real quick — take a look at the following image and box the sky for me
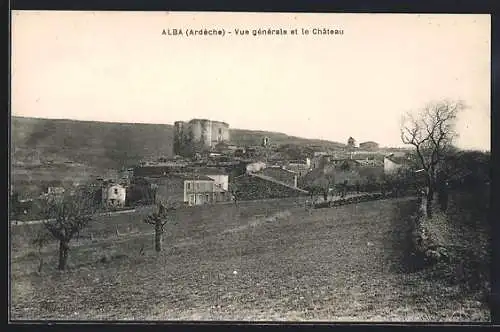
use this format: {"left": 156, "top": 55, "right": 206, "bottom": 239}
{"left": 11, "top": 11, "right": 491, "bottom": 151}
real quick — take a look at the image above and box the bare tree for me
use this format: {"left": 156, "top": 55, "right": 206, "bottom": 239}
{"left": 144, "top": 201, "right": 176, "bottom": 252}
{"left": 31, "top": 229, "right": 51, "bottom": 273}
{"left": 40, "top": 187, "right": 98, "bottom": 270}
{"left": 229, "top": 182, "right": 239, "bottom": 206}
{"left": 401, "top": 100, "right": 464, "bottom": 218}
{"left": 313, "top": 170, "right": 336, "bottom": 202}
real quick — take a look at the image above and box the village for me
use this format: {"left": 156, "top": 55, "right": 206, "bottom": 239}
{"left": 10, "top": 11, "right": 493, "bottom": 322}
{"left": 10, "top": 118, "right": 415, "bottom": 220}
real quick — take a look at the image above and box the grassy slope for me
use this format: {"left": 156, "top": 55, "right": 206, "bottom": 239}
{"left": 10, "top": 198, "right": 489, "bottom": 321}
{"left": 422, "top": 188, "right": 491, "bottom": 307}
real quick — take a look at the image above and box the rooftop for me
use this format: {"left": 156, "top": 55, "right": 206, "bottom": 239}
{"left": 187, "top": 118, "right": 229, "bottom": 126}
{"left": 148, "top": 173, "right": 214, "bottom": 181}
{"left": 385, "top": 154, "right": 413, "bottom": 165}
{"left": 264, "top": 166, "right": 298, "bottom": 174}
{"left": 187, "top": 167, "right": 229, "bottom": 176}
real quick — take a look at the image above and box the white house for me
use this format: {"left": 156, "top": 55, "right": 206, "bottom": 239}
{"left": 246, "top": 161, "right": 267, "bottom": 173}
{"left": 47, "top": 186, "right": 65, "bottom": 195}
{"left": 205, "top": 174, "right": 229, "bottom": 191}
{"left": 384, "top": 154, "right": 412, "bottom": 175}
{"left": 102, "top": 183, "right": 126, "bottom": 208}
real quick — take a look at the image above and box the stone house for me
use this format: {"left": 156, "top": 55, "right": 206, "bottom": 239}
{"left": 283, "top": 159, "right": 311, "bottom": 177}
{"left": 46, "top": 186, "right": 65, "bottom": 195}
{"left": 246, "top": 161, "right": 267, "bottom": 173}
{"left": 102, "top": 183, "right": 127, "bottom": 208}
{"left": 347, "top": 137, "right": 356, "bottom": 149}
{"left": 191, "top": 167, "right": 230, "bottom": 202}
{"left": 384, "top": 154, "right": 413, "bottom": 176}
{"left": 147, "top": 173, "right": 223, "bottom": 206}
{"left": 301, "top": 156, "right": 385, "bottom": 189}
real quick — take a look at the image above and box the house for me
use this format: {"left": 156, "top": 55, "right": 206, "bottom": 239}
{"left": 147, "top": 173, "right": 223, "bottom": 206}
{"left": 283, "top": 158, "right": 311, "bottom": 177}
{"left": 354, "top": 159, "right": 384, "bottom": 167}
{"left": 311, "top": 155, "right": 331, "bottom": 169}
{"left": 46, "top": 186, "right": 65, "bottom": 195}
{"left": 126, "top": 177, "right": 157, "bottom": 205}
{"left": 181, "top": 174, "right": 218, "bottom": 205}
{"left": 190, "top": 167, "right": 230, "bottom": 202}
{"left": 384, "top": 154, "right": 413, "bottom": 175}
{"left": 118, "top": 168, "right": 134, "bottom": 185}
{"left": 133, "top": 162, "right": 189, "bottom": 177}
{"left": 206, "top": 156, "right": 241, "bottom": 167}
{"left": 256, "top": 166, "right": 298, "bottom": 188}
{"left": 246, "top": 161, "right": 267, "bottom": 173}
{"left": 284, "top": 164, "right": 311, "bottom": 177}
{"left": 262, "top": 136, "right": 270, "bottom": 147}
{"left": 301, "top": 155, "right": 385, "bottom": 189}
{"left": 102, "top": 183, "right": 127, "bottom": 208}
{"left": 313, "top": 151, "right": 330, "bottom": 157}
{"left": 347, "top": 137, "right": 356, "bottom": 149}
{"left": 214, "top": 142, "right": 239, "bottom": 154}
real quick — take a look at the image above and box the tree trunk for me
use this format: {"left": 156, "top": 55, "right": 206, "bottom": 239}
{"left": 37, "top": 246, "right": 44, "bottom": 273}
{"left": 58, "top": 240, "right": 70, "bottom": 270}
{"left": 155, "top": 221, "right": 163, "bottom": 252}
{"left": 38, "top": 257, "right": 44, "bottom": 273}
{"left": 426, "top": 186, "right": 434, "bottom": 218}
{"left": 323, "top": 191, "right": 328, "bottom": 201}
{"left": 438, "top": 187, "right": 448, "bottom": 212}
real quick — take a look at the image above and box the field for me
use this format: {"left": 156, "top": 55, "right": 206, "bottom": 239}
{"left": 10, "top": 197, "right": 490, "bottom": 321}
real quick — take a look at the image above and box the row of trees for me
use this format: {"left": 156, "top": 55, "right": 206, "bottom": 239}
{"left": 32, "top": 183, "right": 175, "bottom": 271}
{"left": 299, "top": 99, "right": 488, "bottom": 218}
{"left": 303, "top": 172, "right": 419, "bottom": 203}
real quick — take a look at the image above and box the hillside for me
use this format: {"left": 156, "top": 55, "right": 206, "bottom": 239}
{"left": 11, "top": 116, "right": 345, "bottom": 170}
{"left": 231, "top": 129, "right": 345, "bottom": 151}
{"left": 11, "top": 117, "right": 175, "bottom": 170}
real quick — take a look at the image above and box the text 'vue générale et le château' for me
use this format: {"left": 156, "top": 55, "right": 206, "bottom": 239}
{"left": 161, "top": 28, "right": 344, "bottom": 37}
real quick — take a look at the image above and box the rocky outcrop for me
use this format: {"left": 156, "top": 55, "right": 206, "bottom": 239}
{"left": 411, "top": 195, "right": 450, "bottom": 265}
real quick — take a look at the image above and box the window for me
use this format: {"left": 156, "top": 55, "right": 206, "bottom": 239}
{"left": 187, "top": 182, "right": 191, "bottom": 190}
{"left": 218, "top": 128, "right": 222, "bottom": 135}
{"left": 114, "top": 188, "right": 118, "bottom": 195}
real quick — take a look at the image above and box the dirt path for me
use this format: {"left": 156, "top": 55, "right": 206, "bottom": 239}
{"left": 10, "top": 208, "right": 139, "bottom": 226}
{"left": 10, "top": 197, "right": 489, "bottom": 321}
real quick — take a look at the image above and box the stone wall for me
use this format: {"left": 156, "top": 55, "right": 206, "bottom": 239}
{"left": 411, "top": 193, "right": 449, "bottom": 266}
{"left": 233, "top": 174, "right": 308, "bottom": 201}
{"left": 148, "top": 177, "right": 185, "bottom": 205}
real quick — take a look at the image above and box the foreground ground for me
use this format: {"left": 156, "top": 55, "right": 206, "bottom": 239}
{"left": 10, "top": 196, "right": 490, "bottom": 321}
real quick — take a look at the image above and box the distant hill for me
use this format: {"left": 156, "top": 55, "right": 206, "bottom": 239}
{"left": 231, "top": 129, "right": 346, "bottom": 151}
{"left": 11, "top": 116, "right": 346, "bottom": 170}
